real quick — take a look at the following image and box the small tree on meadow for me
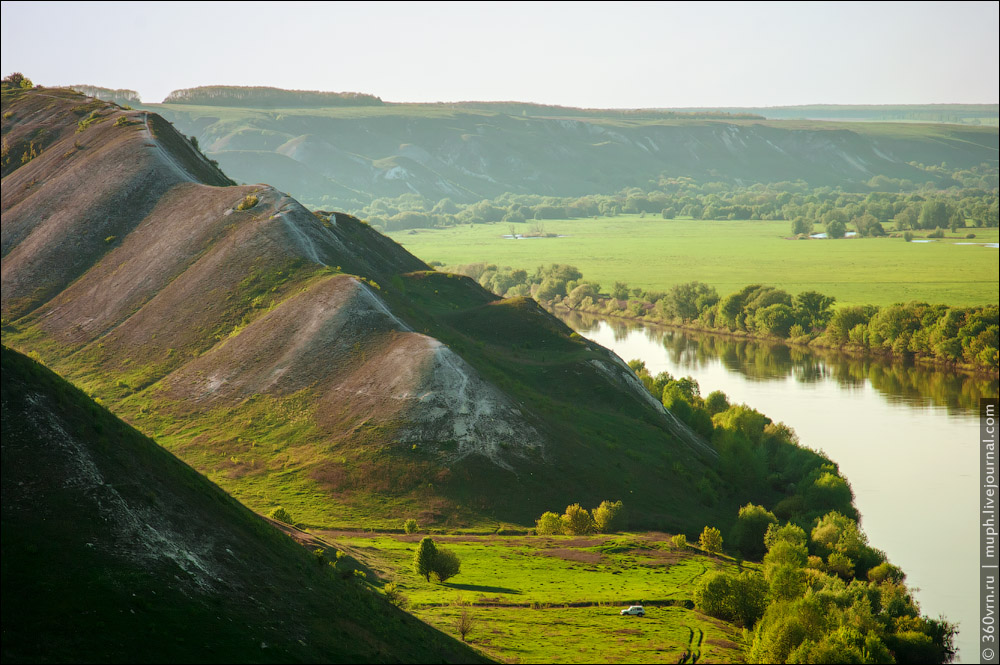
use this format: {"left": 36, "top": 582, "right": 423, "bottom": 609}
{"left": 561, "top": 503, "right": 595, "bottom": 535}
{"left": 535, "top": 511, "right": 562, "bottom": 535}
{"left": 433, "top": 548, "right": 461, "bottom": 582}
{"left": 403, "top": 518, "right": 418, "bottom": 534}
{"left": 592, "top": 500, "right": 625, "bottom": 533}
{"left": 413, "top": 537, "right": 438, "bottom": 581}
{"left": 699, "top": 526, "right": 723, "bottom": 554}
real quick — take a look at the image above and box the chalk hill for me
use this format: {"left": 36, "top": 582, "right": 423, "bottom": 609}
{"left": 2, "top": 86, "right": 723, "bottom": 531}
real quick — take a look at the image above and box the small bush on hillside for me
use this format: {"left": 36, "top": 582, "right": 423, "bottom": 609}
{"left": 671, "top": 533, "right": 688, "bottom": 549}
{"left": 403, "top": 518, "right": 418, "bottom": 534}
{"left": 699, "top": 526, "right": 723, "bottom": 554}
{"left": 312, "top": 548, "right": 325, "bottom": 565}
{"left": 267, "top": 506, "right": 293, "bottom": 524}
{"left": 383, "top": 581, "right": 406, "bottom": 607}
{"left": 237, "top": 194, "right": 259, "bottom": 211}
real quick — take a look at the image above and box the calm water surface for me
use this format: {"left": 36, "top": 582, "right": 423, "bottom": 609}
{"left": 555, "top": 310, "right": 998, "bottom": 663}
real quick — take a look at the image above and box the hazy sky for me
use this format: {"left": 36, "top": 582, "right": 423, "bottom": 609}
{"left": 2, "top": 1, "right": 997, "bottom": 107}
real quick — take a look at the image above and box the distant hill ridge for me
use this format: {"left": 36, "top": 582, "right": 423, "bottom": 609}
{"left": 164, "top": 85, "right": 384, "bottom": 107}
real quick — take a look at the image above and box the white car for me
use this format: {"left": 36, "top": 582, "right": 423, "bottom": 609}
{"left": 620, "top": 605, "right": 645, "bottom": 616}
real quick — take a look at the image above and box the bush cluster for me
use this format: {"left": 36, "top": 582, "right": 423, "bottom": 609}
{"left": 534, "top": 500, "right": 625, "bottom": 535}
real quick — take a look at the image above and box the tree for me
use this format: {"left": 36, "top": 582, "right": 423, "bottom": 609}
{"left": 592, "top": 500, "right": 625, "bottom": 533}
{"left": 535, "top": 511, "right": 563, "bottom": 535}
{"left": 403, "top": 518, "right": 418, "bottom": 534}
{"left": 456, "top": 607, "right": 476, "bottom": 642}
{"left": 699, "top": 526, "right": 723, "bottom": 554}
{"left": 825, "top": 217, "right": 847, "bottom": 239}
{"left": 791, "top": 217, "right": 812, "bottom": 235}
{"left": 433, "top": 548, "right": 461, "bottom": 582}
{"left": 731, "top": 503, "right": 778, "bottom": 560}
{"left": 794, "top": 291, "right": 835, "bottom": 332}
{"left": 267, "top": 506, "right": 293, "bottom": 524}
{"left": 413, "top": 537, "right": 438, "bottom": 581}
{"left": 561, "top": 503, "right": 595, "bottom": 535}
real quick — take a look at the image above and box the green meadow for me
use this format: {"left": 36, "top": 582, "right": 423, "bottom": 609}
{"left": 387, "top": 216, "right": 1000, "bottom": 308}
{"left": 326, "top": 531, "right": 744, "bottom": 663}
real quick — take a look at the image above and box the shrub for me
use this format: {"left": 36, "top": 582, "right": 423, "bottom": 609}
{"left": 403, "top": 518, "right": 418, "bottom": 534}
{"left": 267, "top": 506, "right": 293, "bottom": 524}
{"left": 433, "top": 548, "right": 461, "bottom": 582}
{"left": 383, "top": 581, "right": 406, "bottom": 607}
{"left": 731, "top": 503, "right": 778, "bottom": 560}
{"left": 113, "top": 116, "right": 129, "bottom": 127}
{"left": 561, "top": 503, "right": 595, "bottom": 535}
{"left": 927, "top": 227, "right": 945, "bottom": 238}
{"left": 312, "top": 548, "right": 325, "bottom": 565}
{"left": 535, "top": 511, "right": 562, "bottom": 535}
{"left": 591, "top": 500, "right": 625, "bottom": 533}
{"left": 237, "top": 194, "right": 259, "bottom": 211}
{"left": 671, "top": 533, "right": 688, "bottom": 549}
{"left": 903, "top": 230, "right": 915, "bottom": 242}
{"left": 699, "top": 526, "right": 723, "bottom": 554}
{"left": 694, "top": 570, "right": 768, "bottom": 627}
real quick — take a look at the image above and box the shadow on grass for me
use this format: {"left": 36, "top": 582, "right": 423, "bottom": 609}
{"left": 444, "top": 582, "right": 521, "bottom": 595}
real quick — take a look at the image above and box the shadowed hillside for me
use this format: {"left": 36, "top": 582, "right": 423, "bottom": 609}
{"left": 1, "top": 85, "right": 734, "bottom": 532}
{"left": 0, "top": 345, "right": 486, "bottom": 663}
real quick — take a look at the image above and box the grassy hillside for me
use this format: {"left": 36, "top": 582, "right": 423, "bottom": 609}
{"left": 3, "top": 86, "right": 774, "bottom": 537}
{"left": 0, "top": 346, "right": 486, "bottom": 663}
{"left": 387, "top": 216, "right": 1000, "bottom": 308}
{"left": 144, "top": 98, "right": 998, "bottom": 209}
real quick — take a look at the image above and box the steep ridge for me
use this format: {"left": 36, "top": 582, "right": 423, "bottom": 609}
{"left": 0, "top": 346, "right": 485, "bottom": 663}
{"left": 147, "top": 101, "right": 1000, "bottom": 208}
{"left": 3, "top": 86, "right": 733, "bottom": 532}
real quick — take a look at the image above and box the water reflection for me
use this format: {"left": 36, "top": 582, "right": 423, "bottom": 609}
{"left": 557, "top": 309, "right": 997, "bottom": 416}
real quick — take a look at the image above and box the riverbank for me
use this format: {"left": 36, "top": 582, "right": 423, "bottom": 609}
{"left": 547, "top": 300, "right": 999, "bottom": 379}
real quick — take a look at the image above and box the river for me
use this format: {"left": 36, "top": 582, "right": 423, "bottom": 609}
{"left": 554, "top": 309, "right": 998, "bottom": 663}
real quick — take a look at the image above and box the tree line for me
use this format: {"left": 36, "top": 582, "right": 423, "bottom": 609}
{"left": 444, "top": 261, "right": 998, "bottom": 372}
{"left": 345, "top": 171, "right": 998, "bottom": 233}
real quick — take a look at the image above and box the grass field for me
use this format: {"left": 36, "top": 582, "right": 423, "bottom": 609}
{"left": 387, "top": 216, "right": 1000, "bottom": 308}
{"left": 325, "top": 531, "right": 745, "bottom": 663}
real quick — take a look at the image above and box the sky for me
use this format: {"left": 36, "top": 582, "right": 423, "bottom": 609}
{"left": 1, "top": 1, "right": 997, "bottom": 108}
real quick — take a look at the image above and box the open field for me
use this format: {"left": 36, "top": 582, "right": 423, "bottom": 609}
{"left": 324, "top": 531, "right": 745, "bottom": 663}
{"left": 388, "top": 216, "right": 1000, "bottom": 308}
